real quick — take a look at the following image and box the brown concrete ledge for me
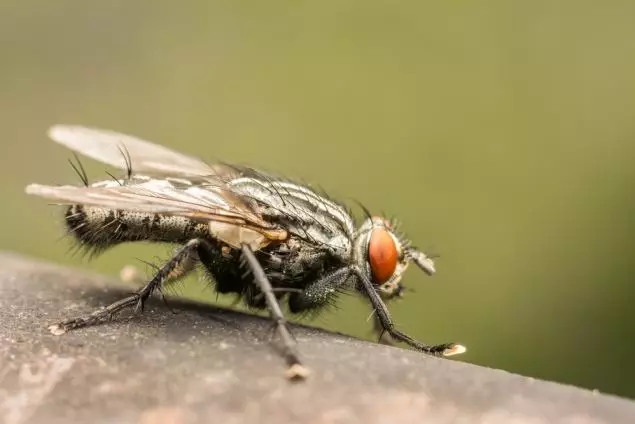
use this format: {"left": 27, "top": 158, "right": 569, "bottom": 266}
{"left": 0, "top": 252, "right": 633, "bottom": 424}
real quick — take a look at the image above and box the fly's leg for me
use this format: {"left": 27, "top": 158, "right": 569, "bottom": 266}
{"left": 120, "top": 260, "right": 177, "bottom": 312}
{"left": 372, "top": 281, "right": 407, "bottom": 345}
{"left": 354, "top": 267, "right": 466, "bottom": 357}
{"left": 371, "top": 310, "right": 397, "bottom": 346}
{"left": 240, "top": 244, "right": 310, "bottom": 380}
{"left": 288, "top": 267, "right": 353, "bottom": 313}
{"left": 49, "top": 239, "right": 202, "bottom": 335}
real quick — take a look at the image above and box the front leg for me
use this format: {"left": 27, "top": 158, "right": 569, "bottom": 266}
{"left": 354, "top": 267, "right": 466, "bottom": 357}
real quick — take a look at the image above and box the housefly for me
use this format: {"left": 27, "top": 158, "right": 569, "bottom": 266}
{"left": 25, "top": 125, "right": 466, "bottom": 380}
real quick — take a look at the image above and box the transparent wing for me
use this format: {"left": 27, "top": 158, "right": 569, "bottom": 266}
{"left": 25, "top": 180, "right": 285, "bottom": 237}
{"left": 48, "top": 125, "right": 231, "bottom": 178}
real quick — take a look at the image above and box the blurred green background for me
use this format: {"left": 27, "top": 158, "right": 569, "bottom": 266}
{"left": 2, "top": 1, "right": 634, "bottom": 398}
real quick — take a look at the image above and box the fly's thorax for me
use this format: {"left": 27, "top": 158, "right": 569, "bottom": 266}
{"left": 353, "top": 216, "right": 411, "bottom": 293}
{"left": 228, "top": 176, "right": 356, "bottom": 244}
{"left": 325, "top": 233, "right": 353, "bottom": 258}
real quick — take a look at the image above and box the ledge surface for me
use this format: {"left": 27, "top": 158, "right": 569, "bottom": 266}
{"left": 0, "top": 252, "right": 633, "bottom": 424}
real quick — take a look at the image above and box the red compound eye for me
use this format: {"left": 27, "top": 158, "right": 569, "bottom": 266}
{"left": 368, "top": 228, "right": 398, "bottom": 284}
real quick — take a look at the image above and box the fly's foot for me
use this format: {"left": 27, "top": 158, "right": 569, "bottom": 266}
{"left": 48, "top": 307, "right": 114, "bottom": 335}
{"left": 284, "top": 363, "right": 311, "bottom": 381}
{"left": 389, "top": 328, "right": 467, "bottom": 358}
{"left": 431, "top": 342, "right": 467, "bottom": 357}
{"left": 48, "top": 324, "right": 68, "bottom": 336}
{"left": 48, "top": 290, "right": 147, "bottom": 336}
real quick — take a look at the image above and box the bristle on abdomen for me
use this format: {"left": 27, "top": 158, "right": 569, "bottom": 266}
{"left": 65, "top": 204, "right": 209, "bottom": 254}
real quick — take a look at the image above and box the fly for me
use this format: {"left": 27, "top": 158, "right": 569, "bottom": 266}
{"left": 25, "top": 125, "right": 466, "bottom": 380}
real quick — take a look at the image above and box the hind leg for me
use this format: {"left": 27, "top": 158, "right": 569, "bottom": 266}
{"left": 50, "top": 238, "right": 204, "bottom": 334}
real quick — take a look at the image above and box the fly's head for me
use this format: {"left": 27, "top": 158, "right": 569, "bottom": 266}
{"left": 354, "top": 216, "right": 436, "bottom": 299}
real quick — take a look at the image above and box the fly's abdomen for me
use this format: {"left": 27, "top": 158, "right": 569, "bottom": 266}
{"left": 65, "top": 204, "right": 209, "bottom": 251}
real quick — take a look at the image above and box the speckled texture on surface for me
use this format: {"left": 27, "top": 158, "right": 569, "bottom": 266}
{"left": 1, "top": 252, "right": 633, "bottom": 424}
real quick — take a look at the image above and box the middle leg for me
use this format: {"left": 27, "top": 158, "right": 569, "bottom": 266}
{"left": 240, "top": 244, "right": 311, "bottom": 380}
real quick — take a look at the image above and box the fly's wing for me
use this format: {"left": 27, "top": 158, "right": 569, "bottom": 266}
{"left": 48, "top": 125, "right": 236, "bottom": 179}
{"left": 25, "top": 181, "right": 287, "bottom": 248}
{"left": 33, "top": 124, "right": 286, "bottom": 248}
